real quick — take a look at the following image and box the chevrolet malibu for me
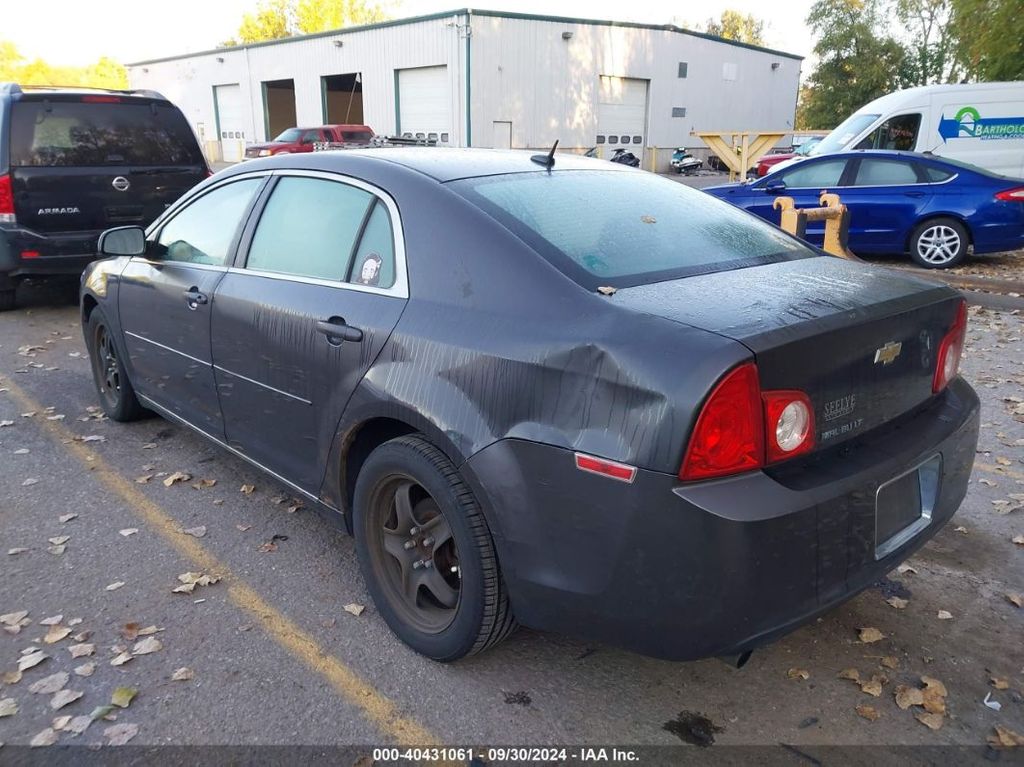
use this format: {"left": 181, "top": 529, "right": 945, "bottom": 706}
{"left": 81, "top": 149, "right": 979, "bottom": 663}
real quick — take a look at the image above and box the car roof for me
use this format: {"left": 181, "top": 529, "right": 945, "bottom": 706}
{"left": 0, "top": 83, "right": 167, "bottom": 102}
{"left": 330, "top": 147, "right": 628, "bottom": 181}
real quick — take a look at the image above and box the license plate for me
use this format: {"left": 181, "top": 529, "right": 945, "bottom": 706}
{"left": 874, "top": 455, "right": 941, "bottom": 560}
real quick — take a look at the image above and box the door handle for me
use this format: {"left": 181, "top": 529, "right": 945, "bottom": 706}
{"left": 904, "top": 191, "right": 925, "bottom": 198}
{"left": 316, "top": 317, "right": 363, "bottom": 344}
{"left": 184, "top": 287, "right": 208, "bottom": 309}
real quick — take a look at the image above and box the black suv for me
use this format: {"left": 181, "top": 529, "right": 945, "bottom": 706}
{"left": 0, "top": 84, "right": 208, "bottom": 310}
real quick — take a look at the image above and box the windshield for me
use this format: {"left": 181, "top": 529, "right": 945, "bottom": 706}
{"left": 795, "top": 138, "right": 821, "bottom": 156}
{"left": 273, "top": 128, "right": 302, "bottom": 142}
{"left": 10, "top": 99, "right": 204, "bottom": 167}
{"left": 809, "top": 113, "right": 880, "bottom": 156}
{"left": 450, "top": 170, "right": 815, "bottom": 289}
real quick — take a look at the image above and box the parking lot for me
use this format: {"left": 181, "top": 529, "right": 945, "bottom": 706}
{"left": 1, "top": 269, "right": 1022, "bottom": 753}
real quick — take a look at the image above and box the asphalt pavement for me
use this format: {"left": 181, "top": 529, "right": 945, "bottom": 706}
{"left": 0, "top": 279, "right": 1022, "bottom": 753}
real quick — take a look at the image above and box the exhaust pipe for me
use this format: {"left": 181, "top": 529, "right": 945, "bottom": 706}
{"left": 719, "top": 650, "right": 753, "bottom": 669}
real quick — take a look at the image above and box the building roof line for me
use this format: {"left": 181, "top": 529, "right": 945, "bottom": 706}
{"left": 126, "top": 8, "right": 804, "bottom": 67}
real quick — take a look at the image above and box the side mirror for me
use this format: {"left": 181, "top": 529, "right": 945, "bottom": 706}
{"left": 98, "top": 226, "right": 146, "bottom": 257}
{"left": 764, "top": 181, "right": 786, "bottom": 194}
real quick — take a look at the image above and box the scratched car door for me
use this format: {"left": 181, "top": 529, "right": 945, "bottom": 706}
{"left": 210, "top": 173, "right": 408, "bottom": 492}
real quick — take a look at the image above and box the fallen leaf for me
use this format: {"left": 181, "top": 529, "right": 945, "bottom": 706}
{"left": 258, "top": 540, "right": 278, "bottom": 553}
{"left": 77, "top": 435, "right": 105, "bottom": 443}
{"left": 886, "top": 597, "right": 908, "bottom": 609}
{"left": 59, "top": 513, "right": 78, "bottom": 524}
{"left": 236, "top": 524, "right": 251, "bottom": 532}
{"left": 953, "top": 525, "right": 967, "bottom": 534}
{"left": 29, "top": 671, "right": 69, "bottom": 694}
{"left": 597, "top": 286, "right": 617, "bottom": 296}
{"left": 895, "top": 685, "right": 924, "bottom": 709}
{"left": 1013, "top": 534, "right": 1024, "bottom": 546}
{"left": 50, "top": 689, "right": 83, "bottom": 710}
{"left": 134, "top": 475, "right": 153, "bottom": 484}
{"left": 136, "top": 625, "right": 160, "bottom": 636}
{"left": 74, "top": 662, "right": 95, "bottom": 677}
{"left": 39, "top": 614, "right": 63, "bottom": 626}
{"left": 240, "top": 483, "right": 255, "bottom": 495}
{"left": 141, "top": 442, "right": 157, "bottom": 449}
{"left": 90, "top": 704, "right": 115, "bottom": 721}
{"left": 179, "top": 525, "right": 206, "bottom": 538}
{"left": 68, "top": 643, "right": 94, "bottom": 658}
{"left": 20, "top": 651, "right": 50, "bottom": 671}
{"left": 859, "top": 675, "right": 886, "bottom": 697}
{"left": 47, "top": 536, "right": 69, "bottom": 546}
{"left": 48, "top": 544, "right": 66, "bottom": 555}
{"left": 64, "top": 715, "right": 92, "bottom": 735}
{"left": 0, "top": 698, "right": 17, "bottom": 717}
{"left": 855, "top": 704, "right": 880, "bottom": 721}
{"left": 170, "top": 667, "right": 194, "bottom": 681}
{"left": 111, "top": 687, "right": 137, "bottom": 708}
{"left": 110, "top": 652, "right": 132, "bottom": 667}
{"left": 915, "top": 711, "right": 944, "bottom": 731}
{"left": 991, "top": 677, "right": 1010, "bottom": 690}
{"left": 118, "top": 528, "right": 138, "bottom": 537}
{"left": 1, "top": 610, "right": 28, "bottom": 626}
{"left": 22, "top": 478, "right": 39, "bottom": 486}
{"left": 1007, "top": 592, "right": 1023, "bottom": 608}
{"left": 937, "top": 610, "right": 953, "bottom": 620}
{"left": 2, "top": 670, "right": 22, "bottom": 684}
{"left": 163, "top": 471, "right": 191, "bottom": 487}
{"left": 29, "top": 727, "right": 58, "bottom": 747}
{"left": 0, "top": 420, "right": 13, "bottom": 427}
{"left": 104, "top": 722, "right": 139, "bottom": 746}
{"left": 105, "top": 581, "right": 125, "bottom": 592}
{"left": 787, "top": 668, "right": 810, "bottom": 680}
{"left": 8, "top": 548, "right": 28, "bottom": 555}
{"left": 52, "top": 714, "right": 72, "bottom": 731}
{"left": 343, "top": 603, "right": 365, "bottom": 617}
{"left": 989, "top": 725, "right": 1024, "bottom": 747}
{"left": 838, "top": 668, "right": 861, "bottom": 681}
{"left": 880, "top": 656, "right": 899, "bottom": 670}
{"left": 896, "top": 563, "right": 917, "bottom": 574}
{"left": 858, "top": 627, "right": 885, "bottom": 643}
{"left": 43, "top": 626, "right": 72, "bottom": 644}
{"left": 131, "top": 636, "right": 161, "bottom": 655}
{"left": 172, "top": 571, "right": 219, "bottom": 593}
{"left": 192, "top": 478, "right": 216, "bottom": 489}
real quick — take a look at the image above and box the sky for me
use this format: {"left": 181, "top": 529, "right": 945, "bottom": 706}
{"left": 6, "top": 0, "right": 817, "bottom": 66}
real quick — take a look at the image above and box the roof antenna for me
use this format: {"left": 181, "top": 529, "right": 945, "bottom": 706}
{"left": 531, "top": 139, "right": 559, "bottom": 168}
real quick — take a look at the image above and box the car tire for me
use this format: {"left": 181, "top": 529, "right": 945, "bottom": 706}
{"left": 353, "top": 434, "right": 516, "bottom": 661}
{"left": 909, "top": 217, "right": 969, "bottom": 269}
{"left": 85, "top": 307, "right": 147, "bottom": 422}
{"left": 0, "top": 288, "right": 15, "bottom": 312}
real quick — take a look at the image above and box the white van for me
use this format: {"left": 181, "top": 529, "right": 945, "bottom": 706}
{"left": 791, "top": 82, "right": 1024, "bottom": 177}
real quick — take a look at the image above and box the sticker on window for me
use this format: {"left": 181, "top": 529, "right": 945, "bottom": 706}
{"left": 357, "top": 253, "right": 383, "bottom": 286}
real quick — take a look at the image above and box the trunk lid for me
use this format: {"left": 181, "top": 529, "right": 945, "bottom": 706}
{"left": 613, "top": 257, "right": 961, "bottom": 450}
{"left": 8, "top": 96, "right": 206, "bottom": 233}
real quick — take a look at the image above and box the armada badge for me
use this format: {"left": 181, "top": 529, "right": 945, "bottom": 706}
{"left": 874, "top": 341, "right": 903, "bottom": 365}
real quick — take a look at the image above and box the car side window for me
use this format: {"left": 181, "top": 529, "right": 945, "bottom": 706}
{"left": 853, "top": 158, "right": 920, "bottom": 186}
{"left": 923, "top": 165, "right": 954, "bottom": 182}
{"left": 245, "top": 176, "right": 376, "bottom": 282}
{"left": 854, "top": 113, "right": 921, "bottom": 151}
{"left": 348, "top": 200, "right": 396, "bottom": 289}
{"left": 778, "top": 159, "right": 847, "bottom": 189}
{"left": 154, "top": 179, "right": 262, "bottom": 266}
{"left": 301, "top": 130, "right": 320, "bottom": 144}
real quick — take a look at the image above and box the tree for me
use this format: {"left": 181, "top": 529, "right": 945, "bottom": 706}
{"left": 896, "top": 0, "right": 960, "bottom": 84}
{"left": 703, "top": 10, "right": 766, "bottom": 45}
{"left": 222, "top": 0, "right": 391, "bottom": 46}
{"left": 798, "top": 0, "right": 909, "bottom": 129}
{"left": 0, "top": 42, "right": 127, "bottom": 89}
{"left": 950, "top": 0, "right": 1024, "bottom": 81}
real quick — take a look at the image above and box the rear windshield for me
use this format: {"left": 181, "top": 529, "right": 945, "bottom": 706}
{"left": 10, "top": 99, "right": 204, "bottom": 167}
{"left": 450, "top": 170, "right": 814, "bottom": 288}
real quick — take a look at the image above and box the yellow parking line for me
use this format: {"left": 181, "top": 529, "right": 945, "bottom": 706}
{"left": 2, "top": 376, "right": 439, "bottom": 747}
{"left": 974, "top": 462, "right": 1024, "bottom": 482}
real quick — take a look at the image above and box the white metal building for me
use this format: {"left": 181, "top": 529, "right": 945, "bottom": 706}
{"left": 127, "top": 9, "right": 803, "bottom": 170}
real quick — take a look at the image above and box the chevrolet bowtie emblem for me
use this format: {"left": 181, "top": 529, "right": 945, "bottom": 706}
{"left": 874, "top": 341, "right": 903, "bottom": 365}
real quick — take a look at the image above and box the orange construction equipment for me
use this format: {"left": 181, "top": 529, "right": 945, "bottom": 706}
{"left": 773, "top": 193, "right": 859, "bottom": 260}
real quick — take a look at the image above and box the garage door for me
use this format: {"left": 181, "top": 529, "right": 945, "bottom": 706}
{"left": 597, "top": 76, "right": 648, "bottom": 162}
{"left": 397, "top": 66, "right": 450, "bottom": 144}
{"left": 214, "top": 84, "right": 246, "bottom": 162}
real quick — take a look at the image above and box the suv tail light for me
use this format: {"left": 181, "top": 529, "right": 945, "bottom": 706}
{"left": 933, "top": 299, "right": 967, "bottom": 393}
{"left": 995, "top": 186, "right": 1024, "bottom": 202}
{"left": 0, "top": 174, "right": 15, "bottom": 224}
{"left": 679, "top": 362, "right": 816, "bottom": 481}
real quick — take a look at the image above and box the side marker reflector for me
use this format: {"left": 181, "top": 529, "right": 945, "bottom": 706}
{"left": 574, "top": 452, "right": 637, "bottom": 483}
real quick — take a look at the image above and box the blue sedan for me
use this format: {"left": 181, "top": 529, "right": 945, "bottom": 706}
{"left": 704, "top": 150, "right": 1024, "bottom": 268}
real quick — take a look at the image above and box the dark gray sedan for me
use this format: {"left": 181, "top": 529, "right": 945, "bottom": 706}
{"left": 81, "top": 149, "right": 979, "bottom": 663}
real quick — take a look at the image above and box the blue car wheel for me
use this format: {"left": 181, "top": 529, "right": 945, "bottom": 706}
{"left": 909, "top": 217, "right": 969, "bottom": 269}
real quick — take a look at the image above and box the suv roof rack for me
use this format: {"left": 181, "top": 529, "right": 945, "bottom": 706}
{"left": 0, "top": 83, "right": 166, "bottom": 100}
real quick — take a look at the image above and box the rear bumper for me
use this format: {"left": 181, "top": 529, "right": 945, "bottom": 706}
{"left": 0, "top": 225, "right": 101, "bottom": 280}
{"left": 465, "top": 377, "right": 980, "bottom": 660}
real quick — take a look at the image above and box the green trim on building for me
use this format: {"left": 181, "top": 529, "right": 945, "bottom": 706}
{"left": 260, "top": 81, "right": 270, "bottom": 140}
{"left": 464, "top": 11, "right": 472, "bottom": 147}
{"left": 320, "top": 76, "right": 329, "bottom": 123}
{"left": 211, "top": 85, "right": 222, "bottom": 138}
{"left": 393, "top": 69, "right": 401, "bottom": 135}
{"left": 127, "top": 8, "right": 802, "bottom": 67}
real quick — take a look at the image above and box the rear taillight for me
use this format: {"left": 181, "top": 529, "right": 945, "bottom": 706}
{"left": 933, "top": 300, "right": 967, "bottom": 393}
{"left": 995, "top": 186, "right": 1024, "bottom": 202}
{"left": 0, "top": 174, "right": 14, "bottom": 224}
{"left": 679, "top": 362, "right": 815, "bottom": 481}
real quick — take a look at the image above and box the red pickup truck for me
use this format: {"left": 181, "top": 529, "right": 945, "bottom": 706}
{"left": 244, "top": 124, "right": 374, "bottom": 159}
